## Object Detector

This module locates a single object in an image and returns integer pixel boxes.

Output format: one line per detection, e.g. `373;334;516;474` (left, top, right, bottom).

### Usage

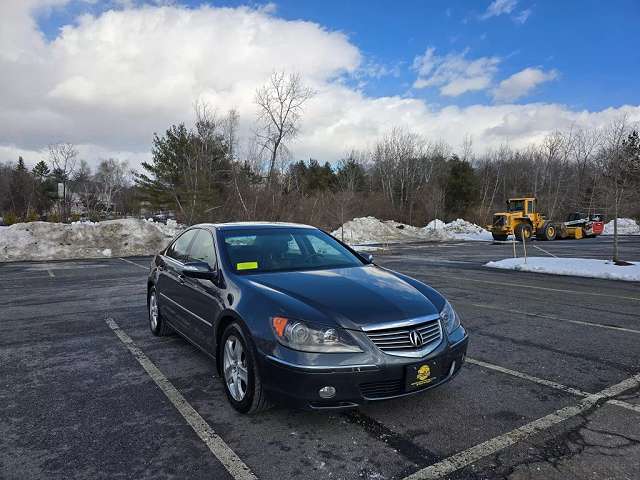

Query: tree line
0;146;134;224
2;72;639;231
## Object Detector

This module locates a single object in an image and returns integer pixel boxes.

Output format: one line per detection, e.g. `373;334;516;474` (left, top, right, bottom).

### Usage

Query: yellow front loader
487;197;598;241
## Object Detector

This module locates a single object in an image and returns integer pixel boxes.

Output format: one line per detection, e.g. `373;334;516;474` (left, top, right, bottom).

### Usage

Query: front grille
360;379;404;399
364;318;442;355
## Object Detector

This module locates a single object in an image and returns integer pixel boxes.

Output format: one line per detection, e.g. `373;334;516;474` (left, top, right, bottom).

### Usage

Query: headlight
439;301;460;334
271;317;362;353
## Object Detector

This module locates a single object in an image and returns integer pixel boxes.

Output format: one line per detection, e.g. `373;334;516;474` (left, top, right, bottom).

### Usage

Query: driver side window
166;230;198;263
189;230;217;269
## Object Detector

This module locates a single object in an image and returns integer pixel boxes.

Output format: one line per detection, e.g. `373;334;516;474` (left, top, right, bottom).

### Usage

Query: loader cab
507;197;536;215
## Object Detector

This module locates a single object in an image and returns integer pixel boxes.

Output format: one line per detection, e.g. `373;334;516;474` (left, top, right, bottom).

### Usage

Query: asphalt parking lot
2;236;639;480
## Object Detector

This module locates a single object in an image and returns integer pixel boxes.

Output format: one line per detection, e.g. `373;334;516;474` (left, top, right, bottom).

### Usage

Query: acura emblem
409;329;423;347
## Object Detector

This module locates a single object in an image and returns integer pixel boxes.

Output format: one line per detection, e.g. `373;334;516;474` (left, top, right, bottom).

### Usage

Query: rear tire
492;233;508;241
514;223;532;242
148;288;172;336
541;223;557;241
219;322;271;414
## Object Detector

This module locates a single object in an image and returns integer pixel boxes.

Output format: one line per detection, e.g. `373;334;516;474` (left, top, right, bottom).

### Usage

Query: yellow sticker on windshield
236;261;258;271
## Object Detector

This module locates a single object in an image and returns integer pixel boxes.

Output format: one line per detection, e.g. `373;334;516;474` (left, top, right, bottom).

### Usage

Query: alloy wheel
149;292;159;331
223;335;248;401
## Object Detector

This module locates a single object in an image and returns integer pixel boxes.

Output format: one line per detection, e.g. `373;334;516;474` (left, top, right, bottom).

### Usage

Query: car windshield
220;228;364;273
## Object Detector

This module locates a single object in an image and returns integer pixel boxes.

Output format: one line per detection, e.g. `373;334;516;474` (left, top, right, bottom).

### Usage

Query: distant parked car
147;222;468;413
152;212;176;224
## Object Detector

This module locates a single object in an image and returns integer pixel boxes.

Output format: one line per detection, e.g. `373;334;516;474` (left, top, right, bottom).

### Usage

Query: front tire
514;223;532;242
220;322;270;414
148;288;172;336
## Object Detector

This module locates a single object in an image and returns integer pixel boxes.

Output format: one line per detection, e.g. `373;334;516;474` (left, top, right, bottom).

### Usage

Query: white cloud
514;8;532;24
0;2;638;170
493;67;558;102
412;47;500;96
480;0;518;20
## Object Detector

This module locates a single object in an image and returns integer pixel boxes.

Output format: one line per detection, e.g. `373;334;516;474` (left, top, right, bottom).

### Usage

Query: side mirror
362;253;374;264
182;261;217;280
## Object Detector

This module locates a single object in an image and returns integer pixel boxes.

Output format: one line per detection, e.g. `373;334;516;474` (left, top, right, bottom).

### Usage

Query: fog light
318;386;336;399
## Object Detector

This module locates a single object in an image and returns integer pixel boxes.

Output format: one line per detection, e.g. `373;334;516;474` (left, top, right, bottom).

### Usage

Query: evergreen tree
17;156;26;171
444;155;477;219
136;123;231;224
32;160;51;180
305;159;335;192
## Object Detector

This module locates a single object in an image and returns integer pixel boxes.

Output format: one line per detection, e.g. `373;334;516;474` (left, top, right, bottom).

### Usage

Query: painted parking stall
1;236;639;479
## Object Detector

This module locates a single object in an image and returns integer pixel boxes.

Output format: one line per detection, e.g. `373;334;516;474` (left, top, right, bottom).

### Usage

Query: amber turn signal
272;316;288;337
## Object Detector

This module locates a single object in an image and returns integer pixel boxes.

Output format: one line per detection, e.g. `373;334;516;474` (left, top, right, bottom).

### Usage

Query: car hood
243;265;439;329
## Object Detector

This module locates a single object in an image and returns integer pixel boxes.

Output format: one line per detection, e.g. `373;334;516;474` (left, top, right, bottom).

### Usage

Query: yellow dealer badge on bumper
406;362;437;390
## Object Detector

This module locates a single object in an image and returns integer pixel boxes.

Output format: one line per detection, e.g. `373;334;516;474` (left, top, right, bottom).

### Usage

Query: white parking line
461;302;640;335
118;257;148;270
106;318;257;480
400;270;640;302
47;268;55;278
608;399;640;414
466;358;590;396
467;357;640;415
403;371;640;480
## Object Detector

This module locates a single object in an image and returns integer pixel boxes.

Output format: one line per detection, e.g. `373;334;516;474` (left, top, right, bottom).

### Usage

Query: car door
157;229;199;334
180;229;224;352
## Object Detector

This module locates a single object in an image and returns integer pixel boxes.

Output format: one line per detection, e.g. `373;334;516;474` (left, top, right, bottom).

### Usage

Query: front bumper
258;331;469;410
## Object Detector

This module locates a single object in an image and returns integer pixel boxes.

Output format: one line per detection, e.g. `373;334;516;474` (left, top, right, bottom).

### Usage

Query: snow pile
331;216;452;244
485;257;640;282
603;218;640;235
0;219;184;262
423;218;493;241
425;219;446;230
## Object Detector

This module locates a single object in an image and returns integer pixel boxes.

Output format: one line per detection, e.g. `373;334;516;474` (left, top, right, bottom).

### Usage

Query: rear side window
166;230;198;262
189;230;217;269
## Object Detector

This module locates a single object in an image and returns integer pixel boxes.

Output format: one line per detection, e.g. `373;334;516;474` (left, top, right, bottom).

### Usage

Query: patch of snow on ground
423;218;493;241
485;257;640;282
350;244;384;252
603;218;640;235
331;216;452;245
0;218;184;262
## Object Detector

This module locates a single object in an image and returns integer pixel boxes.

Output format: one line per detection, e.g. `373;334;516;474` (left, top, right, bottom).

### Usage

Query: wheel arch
214;310;248;373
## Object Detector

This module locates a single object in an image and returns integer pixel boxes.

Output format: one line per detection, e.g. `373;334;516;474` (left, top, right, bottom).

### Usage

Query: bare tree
48;143;78;221
571;128;602;211
599;118;640;262
95;159;129;214
254;72;315;184
72;160;99;218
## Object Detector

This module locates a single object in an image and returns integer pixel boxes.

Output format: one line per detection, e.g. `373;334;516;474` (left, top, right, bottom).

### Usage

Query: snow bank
603;218;640;235
0;219;184;262
331;216;452;245
425;219;446;230
427;218;494;241
485;257;640;282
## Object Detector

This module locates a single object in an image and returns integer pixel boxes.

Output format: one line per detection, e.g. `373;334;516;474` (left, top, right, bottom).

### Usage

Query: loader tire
492;233;508;241
515;223;532;242
540;222;557;241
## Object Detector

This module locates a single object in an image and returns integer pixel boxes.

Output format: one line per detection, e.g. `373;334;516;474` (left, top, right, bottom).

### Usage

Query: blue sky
3;0;639;166
37;0;640;111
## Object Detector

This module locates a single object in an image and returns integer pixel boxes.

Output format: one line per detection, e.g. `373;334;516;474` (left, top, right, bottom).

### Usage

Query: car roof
192;221;318;231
